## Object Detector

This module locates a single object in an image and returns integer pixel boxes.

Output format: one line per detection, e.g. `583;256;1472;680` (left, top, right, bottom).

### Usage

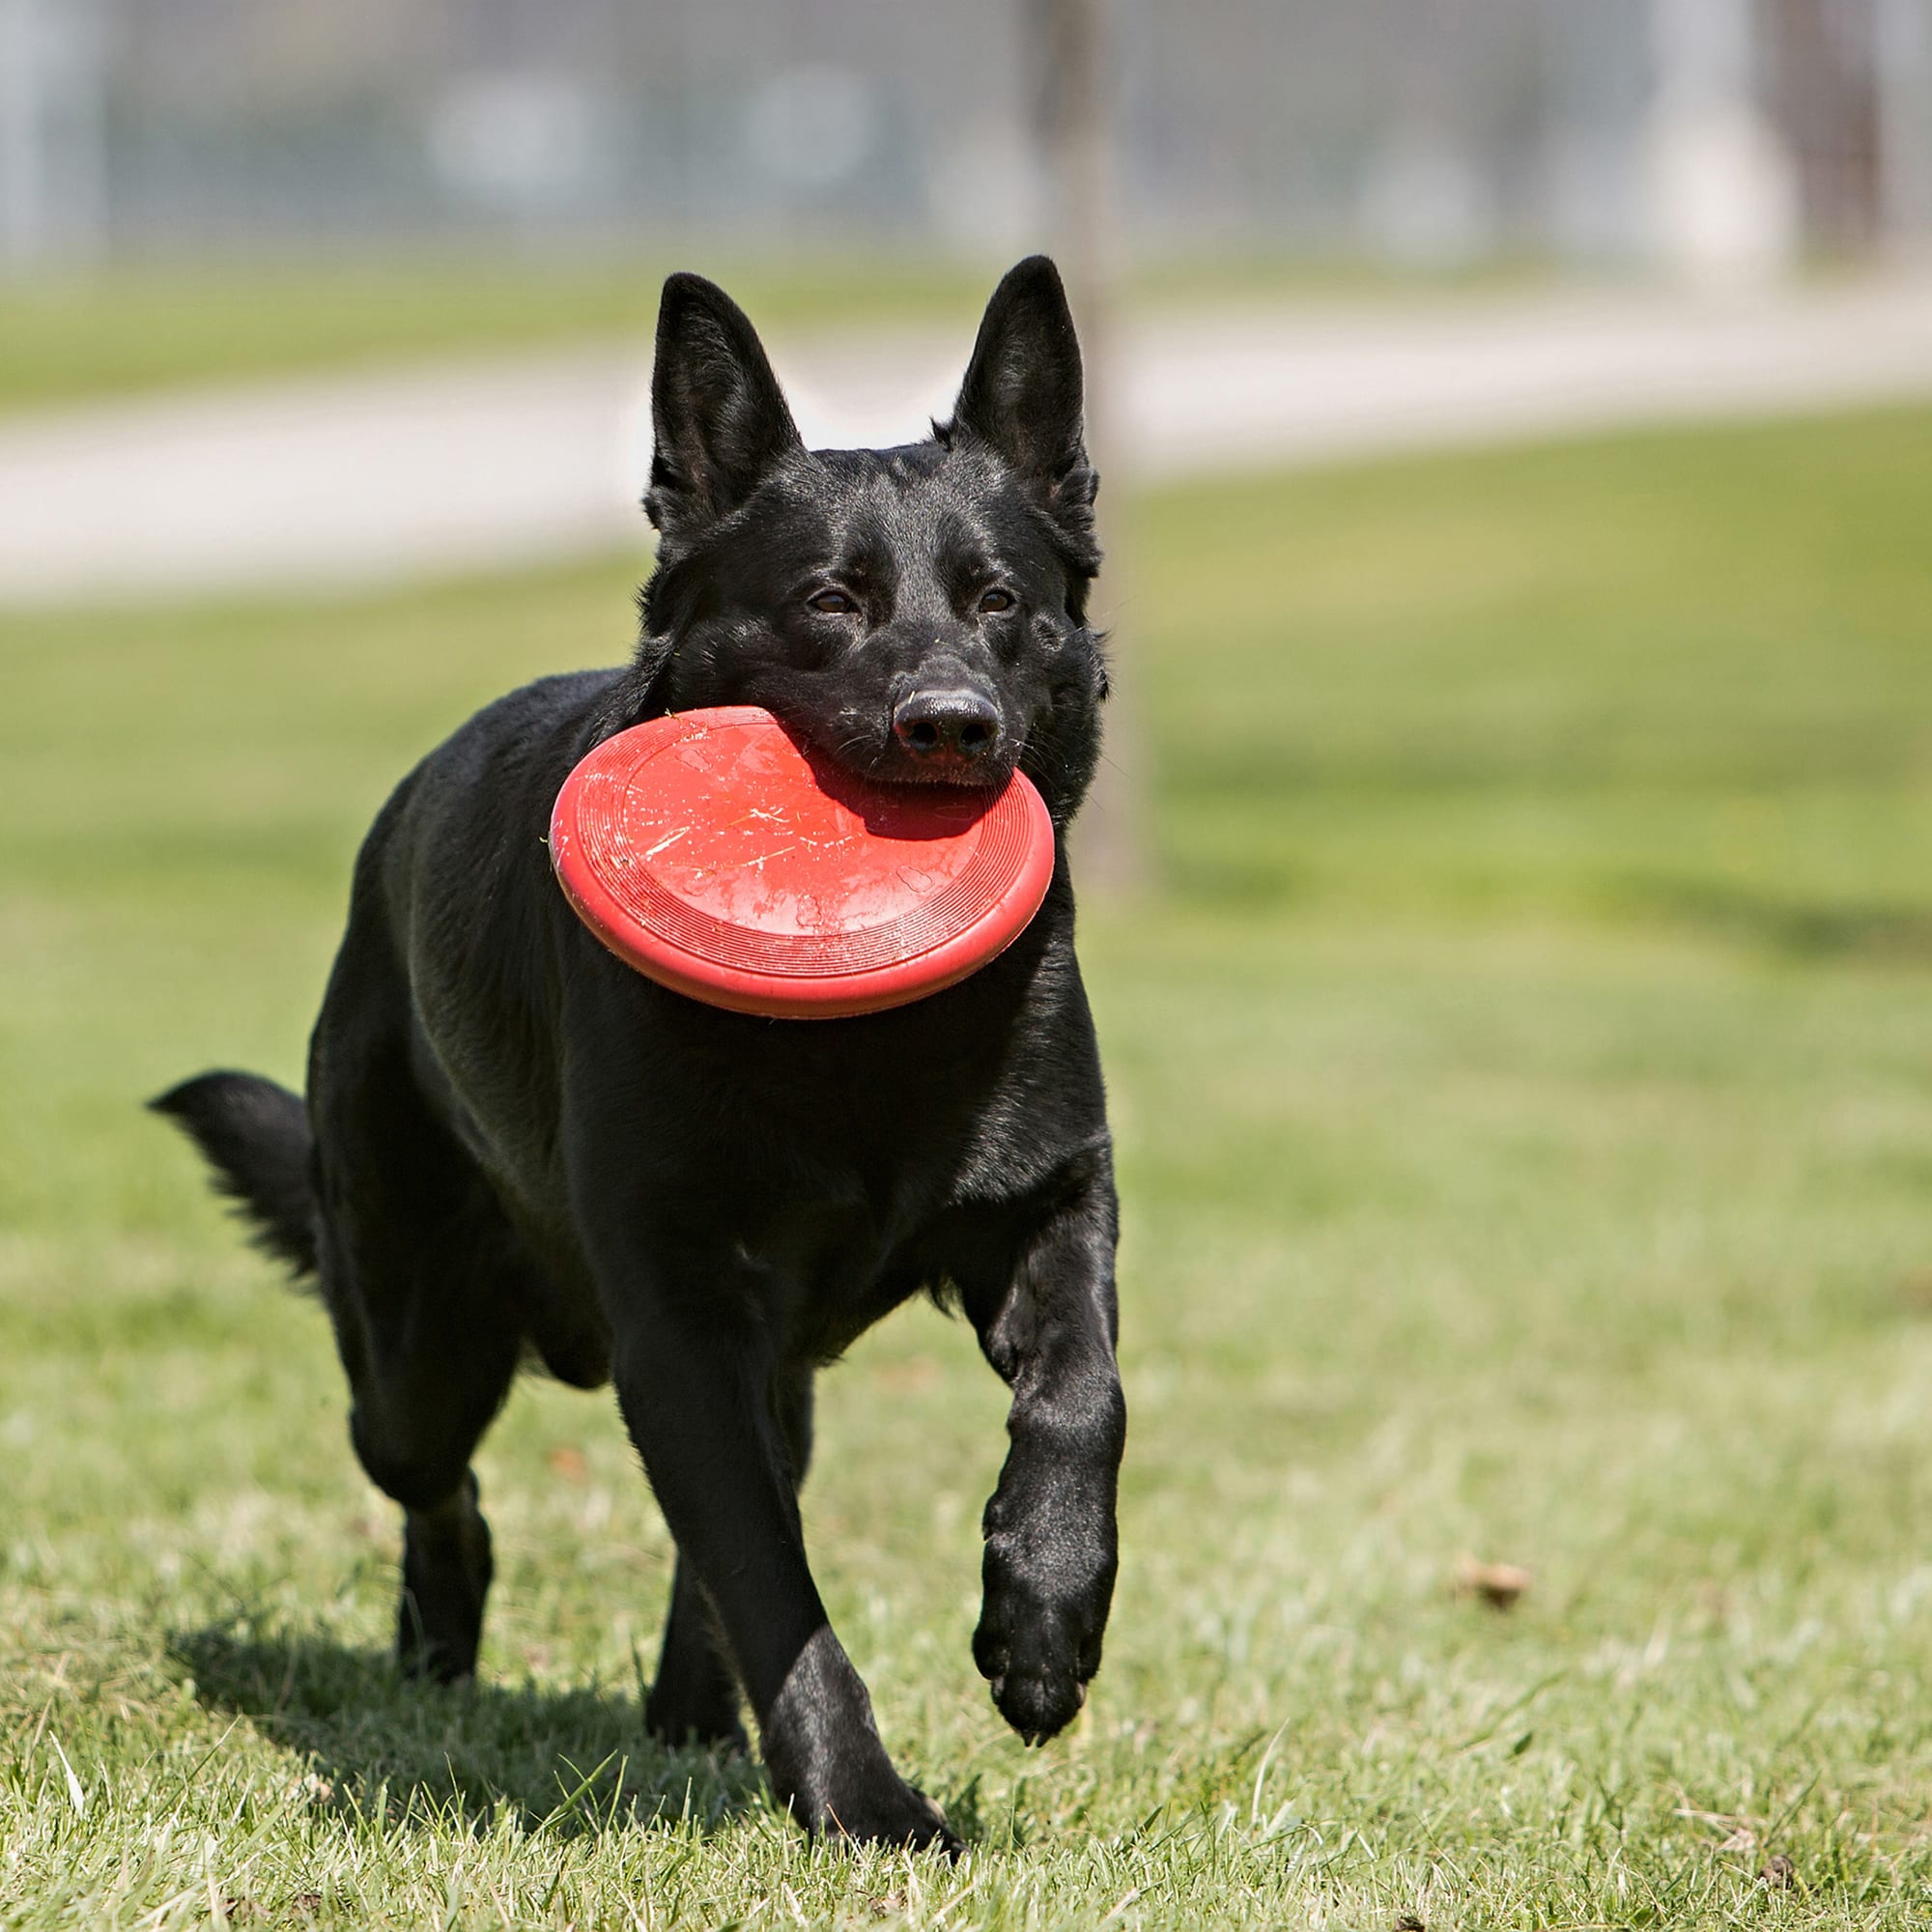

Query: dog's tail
150;1069;319;1280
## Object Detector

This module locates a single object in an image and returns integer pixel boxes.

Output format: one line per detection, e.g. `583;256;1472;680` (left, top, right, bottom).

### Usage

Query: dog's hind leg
313;1045;526;1687
334;1247;525;1687
331;1205;526;1685
645;1366;813;1751
646;1557;745;1749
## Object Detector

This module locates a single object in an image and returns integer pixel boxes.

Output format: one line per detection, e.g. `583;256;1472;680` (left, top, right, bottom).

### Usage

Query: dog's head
623;257;1106;825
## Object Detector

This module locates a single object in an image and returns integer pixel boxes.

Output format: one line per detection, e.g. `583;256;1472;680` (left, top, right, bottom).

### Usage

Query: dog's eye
978;587;1016;614
808;588;859;616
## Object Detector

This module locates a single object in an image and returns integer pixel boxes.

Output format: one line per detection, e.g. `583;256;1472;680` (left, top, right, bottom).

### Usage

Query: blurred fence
3;0;1930;276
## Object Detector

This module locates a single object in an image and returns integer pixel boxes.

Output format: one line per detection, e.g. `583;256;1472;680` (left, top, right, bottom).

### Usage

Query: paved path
3;277;1931;603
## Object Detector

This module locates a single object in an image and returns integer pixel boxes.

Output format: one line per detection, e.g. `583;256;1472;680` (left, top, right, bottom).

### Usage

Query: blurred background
5;0;1931;272
3;0;1932;613
7;4;1932;1923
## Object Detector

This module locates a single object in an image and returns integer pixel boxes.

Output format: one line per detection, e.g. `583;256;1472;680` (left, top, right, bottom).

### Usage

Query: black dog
155;257;1124;1852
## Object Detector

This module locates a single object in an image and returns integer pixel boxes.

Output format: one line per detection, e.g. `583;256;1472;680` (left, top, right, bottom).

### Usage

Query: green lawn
0;251;1539;418
0;256;988;417
4;406;1932;1928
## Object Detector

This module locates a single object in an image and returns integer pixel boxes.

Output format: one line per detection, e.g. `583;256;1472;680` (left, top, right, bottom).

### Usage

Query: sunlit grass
0;249;1551;418
0;255;989;417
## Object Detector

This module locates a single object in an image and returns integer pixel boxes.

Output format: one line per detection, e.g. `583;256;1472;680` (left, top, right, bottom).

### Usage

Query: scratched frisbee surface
549;705;1056;1018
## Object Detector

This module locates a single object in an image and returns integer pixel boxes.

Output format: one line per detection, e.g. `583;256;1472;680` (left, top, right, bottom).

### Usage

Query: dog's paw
805;1773;962;1857
762;1627;963;1855
973;1525;1112;1745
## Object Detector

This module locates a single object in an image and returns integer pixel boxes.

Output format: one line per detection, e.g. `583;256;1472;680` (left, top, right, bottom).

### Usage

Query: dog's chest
647;1062;970;1343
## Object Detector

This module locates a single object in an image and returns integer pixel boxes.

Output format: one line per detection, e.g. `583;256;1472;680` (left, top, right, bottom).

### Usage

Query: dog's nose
892;688;1002;765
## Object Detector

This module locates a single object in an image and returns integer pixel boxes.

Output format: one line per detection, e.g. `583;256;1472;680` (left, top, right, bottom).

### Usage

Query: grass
0;249;1547;419
3;403;1932;1926
0;255;988;418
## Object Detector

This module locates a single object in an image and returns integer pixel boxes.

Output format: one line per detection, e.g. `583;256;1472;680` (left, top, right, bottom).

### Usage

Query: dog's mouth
799;708;1021;794
875;748;1016;789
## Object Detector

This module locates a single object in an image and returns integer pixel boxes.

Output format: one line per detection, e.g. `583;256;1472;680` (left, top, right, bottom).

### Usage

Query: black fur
155;257;1125;1853
150;1070;317;1276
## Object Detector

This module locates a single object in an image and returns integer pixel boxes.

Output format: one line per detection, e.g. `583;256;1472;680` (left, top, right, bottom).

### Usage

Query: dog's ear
947;255;1097;536
646;273;803;539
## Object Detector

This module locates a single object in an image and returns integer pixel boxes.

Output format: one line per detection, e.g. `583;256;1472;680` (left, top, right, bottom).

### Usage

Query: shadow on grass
169;1621;767;1839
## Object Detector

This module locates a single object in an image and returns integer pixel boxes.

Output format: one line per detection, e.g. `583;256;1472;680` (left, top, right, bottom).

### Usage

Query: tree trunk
1028;0;1149;894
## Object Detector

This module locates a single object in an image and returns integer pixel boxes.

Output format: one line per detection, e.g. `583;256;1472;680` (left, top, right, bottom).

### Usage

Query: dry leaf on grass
1454;1555;1532;1609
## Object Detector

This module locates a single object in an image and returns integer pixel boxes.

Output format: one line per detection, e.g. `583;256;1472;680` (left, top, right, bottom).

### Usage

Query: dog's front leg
604;1269;957;1852
965;1151;1126;1743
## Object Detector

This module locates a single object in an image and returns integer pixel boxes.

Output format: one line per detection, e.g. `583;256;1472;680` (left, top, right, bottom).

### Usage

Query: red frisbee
549;706;1055;1018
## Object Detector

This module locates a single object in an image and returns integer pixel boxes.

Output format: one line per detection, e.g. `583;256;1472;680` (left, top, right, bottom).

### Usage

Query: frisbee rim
549;706;1056;1019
